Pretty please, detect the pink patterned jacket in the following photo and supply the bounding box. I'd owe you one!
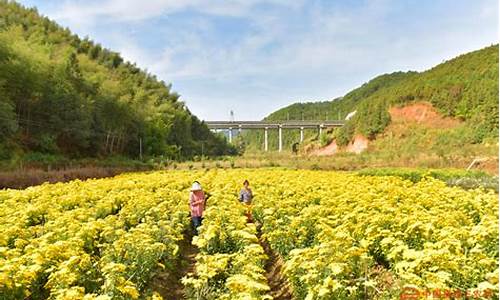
[189,191,205,217]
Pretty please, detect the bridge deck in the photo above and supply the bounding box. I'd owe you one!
[205,120,344,129]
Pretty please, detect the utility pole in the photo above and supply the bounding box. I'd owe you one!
[229,110,234,144]
[201,141,204,160]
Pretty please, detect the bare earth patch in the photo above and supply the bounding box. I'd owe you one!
[259,236,293,300]
[0,167,143,189]
[389,101,461,128]
[346,135,369,154]
[310,102,461,157]
[312,140,339,156]
[149,233,198,299]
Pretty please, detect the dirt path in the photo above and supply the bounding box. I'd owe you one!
[256,224,293,300]
[149,232,198,299]
[151,219,291,299]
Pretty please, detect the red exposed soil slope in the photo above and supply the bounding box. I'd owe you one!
[389,102,461,128]
[311,102,461,156]
[313,140,338,156]
[310,134,369,156]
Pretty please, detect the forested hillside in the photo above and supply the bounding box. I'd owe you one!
[265,101,341,121]
[337,44,499,146]
[0,1,235,162]
[244,45,498,151]
[267,71,415,121]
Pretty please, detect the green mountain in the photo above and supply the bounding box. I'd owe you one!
[267,71,416,122]
[0,1,235,161]
[243,45,498,151]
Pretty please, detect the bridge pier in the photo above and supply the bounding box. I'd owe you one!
[278,125,283,152]
[264,127,268,151]
[205,120,345,150]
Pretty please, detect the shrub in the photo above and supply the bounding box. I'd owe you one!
[357,167,498,191]
[335,121,355,146]
[319,133,333,147]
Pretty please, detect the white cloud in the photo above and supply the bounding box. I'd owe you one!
[21,0,498,120]
[146,1,395,80]
[52,0,303,24]
[53,0,193,24]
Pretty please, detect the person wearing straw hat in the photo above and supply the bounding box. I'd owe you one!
[189,181,206,233]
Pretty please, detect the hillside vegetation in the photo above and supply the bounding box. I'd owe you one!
[0,1,235,164]
[243,45,498,151]
[338,44,498,146]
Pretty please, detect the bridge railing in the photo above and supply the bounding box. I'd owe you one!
[205,120,345,129]
[204,120,345,152]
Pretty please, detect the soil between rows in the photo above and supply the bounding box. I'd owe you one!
[150,232,199,300]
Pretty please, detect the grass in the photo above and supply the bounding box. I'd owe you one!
[2,154,497,191]
[1,129,497,190]
[235,111,499,175]
[166,150,497,175]
[357,167,498,192]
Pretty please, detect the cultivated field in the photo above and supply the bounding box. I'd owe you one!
[0,169,498,299]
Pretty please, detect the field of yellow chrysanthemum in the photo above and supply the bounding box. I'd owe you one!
[0,169,497,300]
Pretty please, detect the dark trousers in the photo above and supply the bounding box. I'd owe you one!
[192,216,203,233]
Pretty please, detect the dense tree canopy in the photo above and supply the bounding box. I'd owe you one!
[0,1,235,160]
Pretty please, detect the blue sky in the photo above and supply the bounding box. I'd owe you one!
[18,0,498,120]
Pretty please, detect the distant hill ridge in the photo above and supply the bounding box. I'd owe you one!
[244,45,498,150]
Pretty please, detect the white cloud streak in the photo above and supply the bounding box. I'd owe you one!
[21,0,498,119]
[52,0,301,23]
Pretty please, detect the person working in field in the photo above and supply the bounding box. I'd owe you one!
[239,179,253,222]
[189,181,206,233]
